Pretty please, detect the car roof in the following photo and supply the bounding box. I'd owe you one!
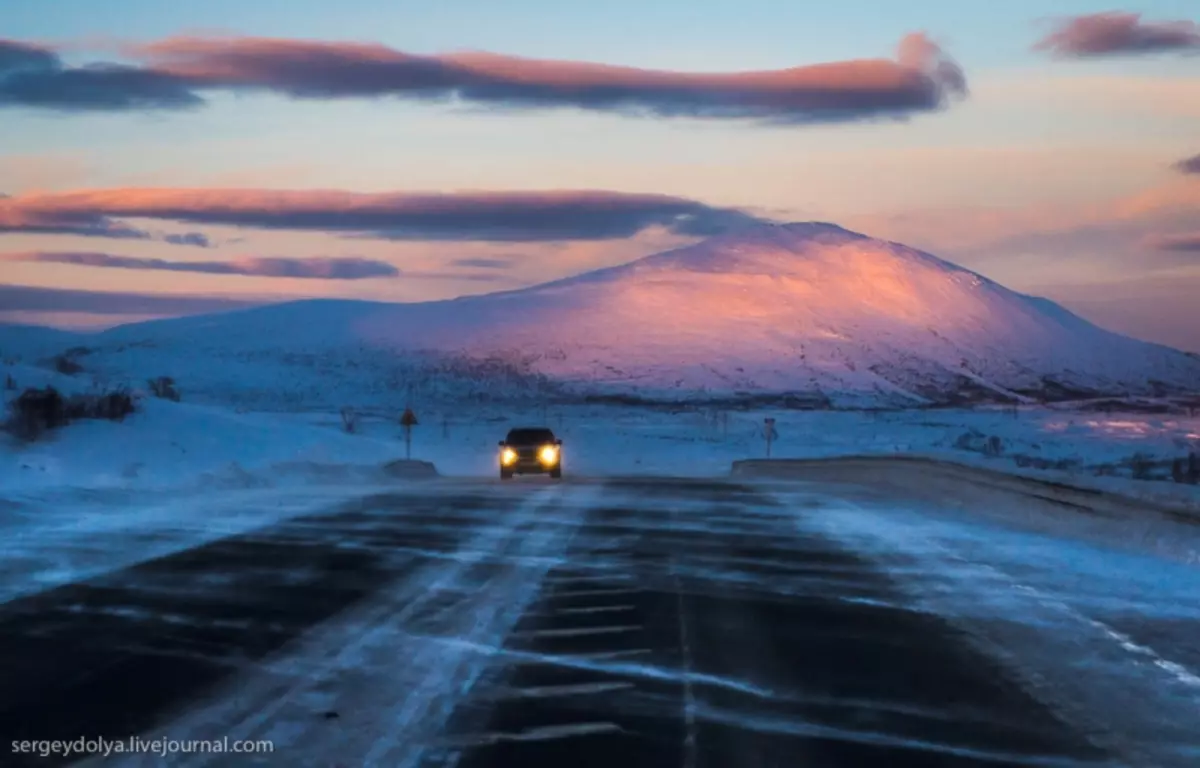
[506,426,556,440]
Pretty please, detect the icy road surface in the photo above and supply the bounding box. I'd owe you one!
[2,478,1198,767]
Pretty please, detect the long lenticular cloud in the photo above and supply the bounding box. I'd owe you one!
[2,33,967,122]
[1035,12,1200,57]
[0,188,771,241]
[0,191,212,245]
[3,251,399,279]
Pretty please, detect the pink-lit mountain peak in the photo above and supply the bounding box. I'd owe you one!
[7,222,1197,406]
[380,221,1199,401]
[551,221,963,287]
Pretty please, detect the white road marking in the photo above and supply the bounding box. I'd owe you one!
[1007,584,1200,690]
[499,682,635,699]
[550,587,640,599]
[670,509,699,768]
[439,631,775,699]
[468,722,623,745]
[516,624,642,639]
[544,573,633,584]
[563,648,654,661]
[677,592,699,768]
[557,604,637,615]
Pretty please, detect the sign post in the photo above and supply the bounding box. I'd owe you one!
[763,417,778,458]
[401,407,418,459]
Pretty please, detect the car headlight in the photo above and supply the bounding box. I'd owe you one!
[501,447,517,465]
[539,445,559,464]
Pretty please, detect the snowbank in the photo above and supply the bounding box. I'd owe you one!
[3,379,1198,497]
[735,456,1200,571]
[0,396,411,493]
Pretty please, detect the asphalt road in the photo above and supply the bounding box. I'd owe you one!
[0,477,1167,766]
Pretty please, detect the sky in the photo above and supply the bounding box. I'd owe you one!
[1,1,1198,351]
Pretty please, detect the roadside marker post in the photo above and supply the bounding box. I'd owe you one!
[763,417,778,458]
[401,407,418,459]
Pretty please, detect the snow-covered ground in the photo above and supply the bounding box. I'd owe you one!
[3,365,1198,499]
[1,394,407,493]
[3,354,1198,613]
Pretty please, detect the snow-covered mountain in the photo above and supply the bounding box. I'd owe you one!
[4,223,1199,408]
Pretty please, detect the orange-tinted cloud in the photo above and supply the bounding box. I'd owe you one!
[4,33,967,122]
[3,251,399,279]
[138,32,965,122]
[0,192,210,246]
[0,187,769,241]
[1035,11,1200,57]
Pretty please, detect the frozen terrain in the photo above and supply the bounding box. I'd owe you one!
[4,377,1198,611]
[3,361,1198,496]
[3,223,1198,410]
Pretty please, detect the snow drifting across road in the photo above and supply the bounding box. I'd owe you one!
[101,484,587,768]
[0,483,423,607]
[792,491,1200,766]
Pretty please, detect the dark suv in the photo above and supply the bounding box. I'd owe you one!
[498,427,563,479]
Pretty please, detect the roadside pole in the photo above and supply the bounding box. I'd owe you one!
[401,407,418,459]
[763,417,778,458]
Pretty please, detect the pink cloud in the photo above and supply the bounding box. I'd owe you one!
[0,193,208,246]
[4,33,967,122]
[131,32,965,122]
[3,251,399,279]
[1035,11,1200,57]
[0,187,768,241]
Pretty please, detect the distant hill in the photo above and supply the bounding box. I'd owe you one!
[3,222,1198,408]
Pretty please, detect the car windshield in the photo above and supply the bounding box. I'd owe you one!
[505,428,556,445]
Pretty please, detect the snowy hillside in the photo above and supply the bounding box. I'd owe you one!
[2,222,1198,408]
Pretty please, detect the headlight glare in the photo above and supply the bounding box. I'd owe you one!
[539,445,559,464]
[501,447,517,465]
